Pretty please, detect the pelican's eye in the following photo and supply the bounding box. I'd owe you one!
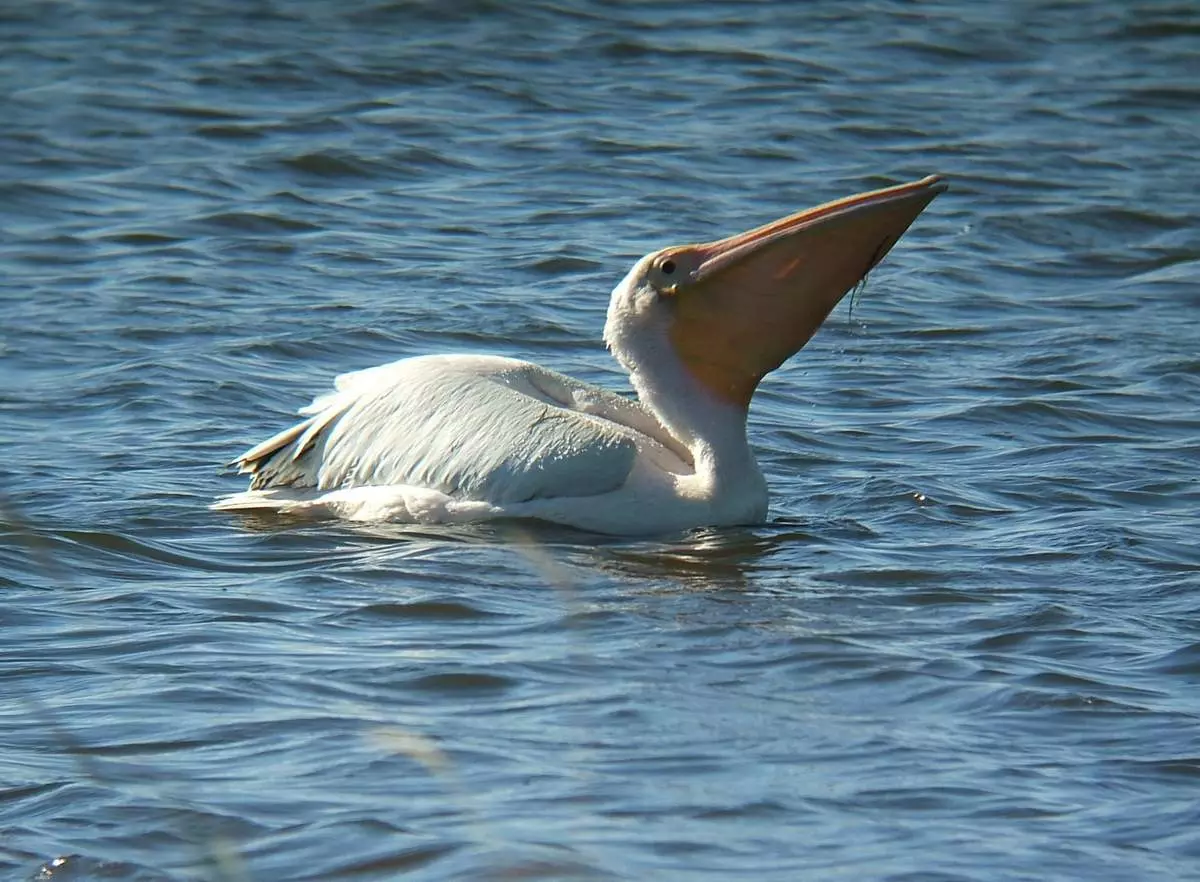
[654,254,685,296]
[652,251,695,297]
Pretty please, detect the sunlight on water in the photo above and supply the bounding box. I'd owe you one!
[3,1,1199,880]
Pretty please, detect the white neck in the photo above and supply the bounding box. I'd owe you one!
[604,267,767,519]
[616,337,767,518]
[628,355,755,482]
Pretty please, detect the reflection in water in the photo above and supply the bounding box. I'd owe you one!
[589,525,818,591]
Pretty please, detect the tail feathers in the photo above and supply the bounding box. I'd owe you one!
[211,484,504,524]
[210,488,330,516]
[230,401,350,490]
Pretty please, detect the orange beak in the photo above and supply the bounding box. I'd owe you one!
[667,175,946,408]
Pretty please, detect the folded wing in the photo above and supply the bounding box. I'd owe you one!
[231,355,650,505]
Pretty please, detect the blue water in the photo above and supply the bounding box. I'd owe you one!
[3,1,1199,879]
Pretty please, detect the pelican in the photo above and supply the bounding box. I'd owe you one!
[214,175,945,534]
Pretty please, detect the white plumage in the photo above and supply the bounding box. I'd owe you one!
[217,354,707,532]
[214,176,945,534]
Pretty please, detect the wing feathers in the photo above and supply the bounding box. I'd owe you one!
[229,355,650,504]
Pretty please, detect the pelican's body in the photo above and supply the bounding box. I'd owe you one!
[218,354,763,533]
[215,176,945,535]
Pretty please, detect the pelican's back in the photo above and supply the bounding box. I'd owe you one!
[228,355,641,506]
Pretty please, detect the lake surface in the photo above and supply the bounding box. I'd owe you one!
[3,1,1199,879]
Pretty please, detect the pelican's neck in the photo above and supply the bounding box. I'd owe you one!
[603,264,766,509]
[626,345,763,493]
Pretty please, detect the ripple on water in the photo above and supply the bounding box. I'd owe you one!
[4,0,1200,880]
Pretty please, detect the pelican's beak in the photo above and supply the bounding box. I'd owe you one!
[668,175,946,407]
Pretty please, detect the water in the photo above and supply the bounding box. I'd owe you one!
[3,1,1199,879]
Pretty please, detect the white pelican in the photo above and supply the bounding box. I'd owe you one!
[215,175,946,534]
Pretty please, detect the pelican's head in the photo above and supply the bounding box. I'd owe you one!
[605,175,946,409]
